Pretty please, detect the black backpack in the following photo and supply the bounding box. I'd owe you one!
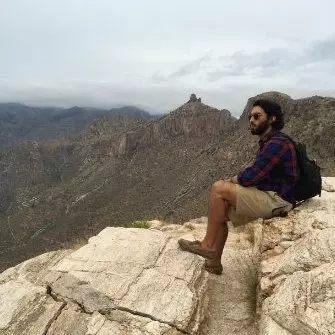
[284,134,322,202]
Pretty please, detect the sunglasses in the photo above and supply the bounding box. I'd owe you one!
[248,113,262,121]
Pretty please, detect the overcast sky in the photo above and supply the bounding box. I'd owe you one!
[1,0,335,116]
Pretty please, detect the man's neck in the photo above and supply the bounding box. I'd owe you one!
[259,126,274,141]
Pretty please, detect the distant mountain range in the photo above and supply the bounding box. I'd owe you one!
[0,92,334,271]
[0,103,155,147]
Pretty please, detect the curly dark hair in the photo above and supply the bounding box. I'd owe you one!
[252,99,284,130]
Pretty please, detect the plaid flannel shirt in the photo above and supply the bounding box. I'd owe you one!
[237,130,299,203]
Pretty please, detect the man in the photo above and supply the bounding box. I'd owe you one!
[178,99,299,274]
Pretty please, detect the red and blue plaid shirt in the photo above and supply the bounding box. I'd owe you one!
[237,130,299,203]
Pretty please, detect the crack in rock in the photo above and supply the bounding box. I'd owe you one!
[109,305,189,334]
[48,283,189,334]
[154,236,172,265]
[48,270,195,335]
[43,286,67,335]
[119,237,170,301]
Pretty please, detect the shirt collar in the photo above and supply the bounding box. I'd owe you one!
[258,129,279,147]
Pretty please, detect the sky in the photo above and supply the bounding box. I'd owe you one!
[1,0,335,116]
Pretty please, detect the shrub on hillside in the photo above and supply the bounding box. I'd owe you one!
[127,220,150,229]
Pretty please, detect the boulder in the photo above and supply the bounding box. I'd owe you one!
[0,278,65,335]
[258,177,335,335]
[0,228,208,335]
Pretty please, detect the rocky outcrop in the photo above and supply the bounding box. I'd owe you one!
[0,228,207,335]
[256,177,335,334]
[238,91,335,139]
[237,91,335,173]
[238,91,294,127]
[118,97,236,155]
[187,94,202,103]
[189,94,198,103]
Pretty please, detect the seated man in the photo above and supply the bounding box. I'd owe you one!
[178,99,299,274]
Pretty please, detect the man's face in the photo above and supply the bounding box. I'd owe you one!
[249,106,271,135]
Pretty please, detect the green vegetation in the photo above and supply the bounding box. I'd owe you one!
[127,220,150,229]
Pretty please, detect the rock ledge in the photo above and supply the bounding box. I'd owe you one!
[0,228,208,335]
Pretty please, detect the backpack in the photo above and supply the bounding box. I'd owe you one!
[284,134,322,202]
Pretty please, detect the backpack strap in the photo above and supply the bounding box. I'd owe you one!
[292,200,304,209]
[280,133,296,146]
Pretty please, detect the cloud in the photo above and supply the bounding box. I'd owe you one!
[307,37,335,62]
[169,54,210,78]
[1,1,335,115]
[152,36,335,90]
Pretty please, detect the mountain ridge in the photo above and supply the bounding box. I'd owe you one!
[0,103,154,148]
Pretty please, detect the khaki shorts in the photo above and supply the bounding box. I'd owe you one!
[228,185,293,227]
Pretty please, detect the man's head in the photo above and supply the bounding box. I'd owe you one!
[249,99,284,136]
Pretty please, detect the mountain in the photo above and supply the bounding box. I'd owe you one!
[0,103,154,147]
[0,92,334,271]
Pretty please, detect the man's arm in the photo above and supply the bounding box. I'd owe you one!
[237,139,289,187]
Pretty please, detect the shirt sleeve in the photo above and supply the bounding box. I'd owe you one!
[237,139,289,187]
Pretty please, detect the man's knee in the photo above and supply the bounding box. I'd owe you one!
[211,180,237,205]
[211,180,226,192]
[211,180,234,195]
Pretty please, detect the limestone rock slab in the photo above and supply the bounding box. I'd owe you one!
[0,278,64,335]
[259,315,293,335]
[259,179,335,253]
[269,228,335,277]
[46,306,91,335]
[322,177,335,192]
[54,228,169,300]
[52,227,207,333]
[263,263,335,335]
[0,250,71,285]
[0,227,207,334]
[86,311,182,335]
[258,178,335,335]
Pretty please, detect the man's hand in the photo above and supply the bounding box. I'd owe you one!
[230,175,238,184]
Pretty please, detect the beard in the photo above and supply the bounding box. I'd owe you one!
[250,119,270,135]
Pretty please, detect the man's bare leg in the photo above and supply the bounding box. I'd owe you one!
[178,180,237,269]
[201,180,237,254]
[204,223,228,273]
[211,220,228,260]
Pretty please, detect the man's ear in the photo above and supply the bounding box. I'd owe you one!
[270,115,276,124]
